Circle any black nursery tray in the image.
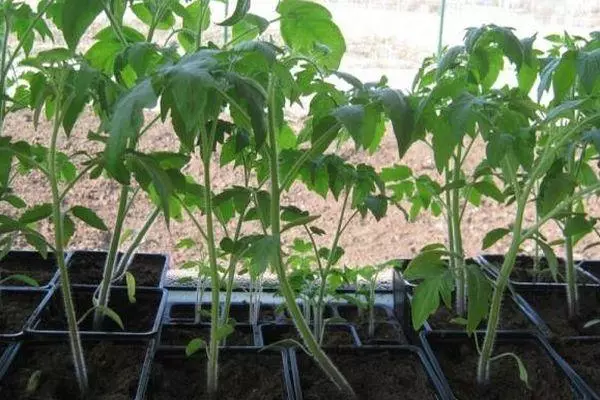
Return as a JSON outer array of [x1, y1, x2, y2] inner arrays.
[[159, 322, 259, 347], [420, 331, 587, 399], [147, 347, 294, 400], [476, 254, 599, 287], [0, 251, 65, 289], [0, 288, 51, 340], [289, 345, 450, 400], [66, 250, 169, 288], [0, 339, 157, 400], [27, 285, 167, 339], [260, 323, 362, 347]]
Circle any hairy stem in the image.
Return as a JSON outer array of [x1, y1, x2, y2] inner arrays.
[[93, 185, 129, 329], [564, 230, 578, 319], [49, 85, 88, 394], [267, 77, 355, 397], [451, 154, 466, 316]]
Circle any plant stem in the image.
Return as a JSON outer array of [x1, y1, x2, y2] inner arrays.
[[220, 212, 246, 325], [113, 206, 161, 280], [48, 84, 88, 394], [101, 0, 127, 46], [0, 15, 10, 137], [200, 120, 220, 398], [93, 185, 129, 329], [564, 230, 578, 319], [477, 157, 531, 384], [451, 154, 466, 316], [437, 0, 447, 57], [267, 77, 355, 397]]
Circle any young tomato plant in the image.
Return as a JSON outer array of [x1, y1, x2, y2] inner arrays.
[[476, 33, 600, 385], [404, 25, 539, 333]]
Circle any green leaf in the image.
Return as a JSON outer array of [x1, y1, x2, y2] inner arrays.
[[0, 274, 39, 287], [466, 264, 491, 333], [106, 80, 158, 183], [537, 172, 576, 216], [232, 14, 269, 43], [332, 104, 380, 149], [278, 0, 346, 69], [129, 153, 174, 224], [473, 181, 505, 203], [4, 195, 26, 209], [564, 215, 594, 237], [490, 352, 530, 389], [176, 238, 197, 249], [536, 240, 559, 282], [373, 88, 414, 158], [125, 271, 136, 304], [482, 228, 510, 250], [281, 215, 320, 233], [20, 203, 52, 224], [552, 51, 577, 103], [362, 195, 388, 221], [95, 305, 124, 330], [185, 338, 207, 356], [61, 0, 104, 50], [436, 46, 464, 80], [218, 0, 250, 26], [62, 215, 75, 247], [70, 206, 107, 231], [380, 165, 412, 182], [577, 48, 600, 94], [246, 235, 278, 275], [404, 250, 447, 280], [411, 271, 452, 329], [216, 323, 234, 340]]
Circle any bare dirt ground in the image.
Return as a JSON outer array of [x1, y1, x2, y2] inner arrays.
[[4, 1, 600, 277]]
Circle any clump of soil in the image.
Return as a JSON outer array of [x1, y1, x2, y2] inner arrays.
[[553, 339, 600, 394], [261, 324, 358, 346], [68, 252, 166, 287], [0, 253, 58, 287], [429, 336, 573, 399], [36, 288, 161, 333], [148, 350, 287, 400], [426, 296, 534, 331], [356, 322, 407, 343], [0, 341, 147, 400], [295, 349, 437, 400], [160, 324, 254, 346], [0, 290, 46, 334], [336, 304, 391, 323], [519, 286, 600, 337]]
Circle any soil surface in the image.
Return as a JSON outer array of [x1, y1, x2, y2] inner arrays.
[[426, 296, 534, 331], [553, 339, 600, 395], [520, 287, 600, 337], [160, 323, 254, 346], [429, 336, 573, 399], [0, 290, 46, 335], [336, 304, 391, 323], [295, 349, 437, 400], [36, 288, 161, 333], [261, 324, 358, 346], [148, 350, 287, 400], [484, 255, 595, 284], [68, 252, 166, 287], [0, 253, 58, 287], [168, 303, 280, 323], [356, 322, 407, 343], [0, 341, 147, 400]]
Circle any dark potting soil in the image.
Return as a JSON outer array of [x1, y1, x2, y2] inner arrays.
[[148, 351, 287, 400], [519, 287, 600, 337], [356, 322, 407, 343], [0, 253, 57, 287], [489, 257, 593, 284], [429, 338, 573, 399], [0, 291, 45, 334], [336, 304, 390, 324], [36, 288, 160, 333], [262, 325, 357, 346], [169, 303, 278, 323], [427, 296, 534, 331], [553, 340, 600, 394], [68, 252, 164, 287], [295, 350, 437, 400], [0, 341, 147, 400], [160, 324, 254, 346]]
